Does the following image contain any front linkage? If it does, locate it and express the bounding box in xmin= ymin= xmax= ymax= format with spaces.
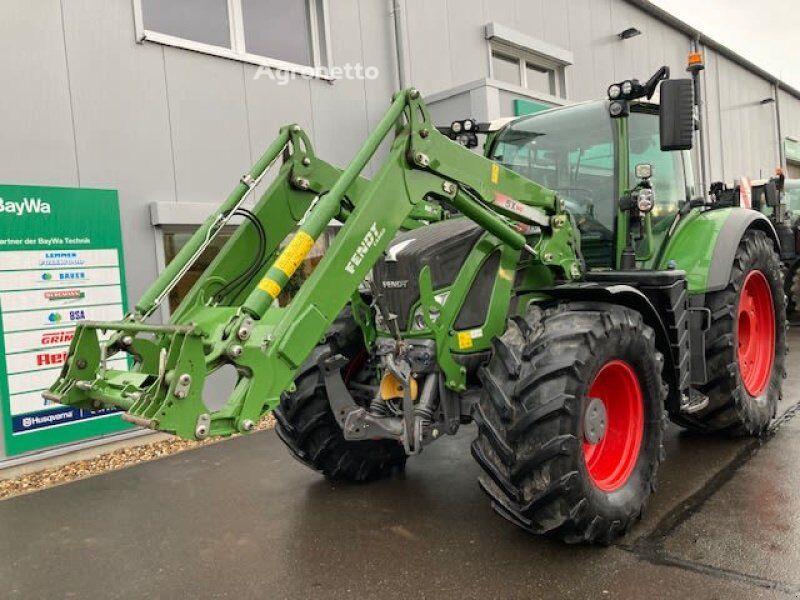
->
xmin=45 ymin=88 xmax=581 ymax=441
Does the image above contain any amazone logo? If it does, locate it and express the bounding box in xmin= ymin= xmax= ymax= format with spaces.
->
xmin=0 ymin=197 xmax=51 ymax=216
xmin=345 ymin=222 xmax=386 ymax=275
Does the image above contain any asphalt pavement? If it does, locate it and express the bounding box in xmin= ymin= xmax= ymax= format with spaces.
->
xmin=1 ymin=326 xmax=799 ymax=599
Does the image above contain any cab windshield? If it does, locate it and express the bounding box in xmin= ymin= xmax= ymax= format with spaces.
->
xmin=490 ymin=102 xmax=616 ymax=267
xmin=490 ymin=102 xmax=692 ymax=268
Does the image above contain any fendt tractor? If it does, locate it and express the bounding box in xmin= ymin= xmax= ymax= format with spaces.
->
xmin=709 ymin=171 xmax=800 ymax=314
xmin=747 ymin=174 xmax=800 ymax=313
xmin=45 ymin=55 xmax=787 ymax=544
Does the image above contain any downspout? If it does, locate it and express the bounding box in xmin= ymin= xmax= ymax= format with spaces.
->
xmin=774 ymin=83 xmax=786 ymax=169
xmin=391 ymin=0 xmax=408 ymax=90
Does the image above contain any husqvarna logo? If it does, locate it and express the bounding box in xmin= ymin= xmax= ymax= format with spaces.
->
xmin=345 ymin=222 xmax=386 ymax=275
xmin=0 ymin=197 xmax=51 ymax=216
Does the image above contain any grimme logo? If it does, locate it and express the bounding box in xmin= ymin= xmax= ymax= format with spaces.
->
xmin=0 ymin=197 xmax=51 ymax=216
xmin=36 ymin=350 xmax=68 ymax=367
xmin=41 ymin=330 xmax=74 ymax=345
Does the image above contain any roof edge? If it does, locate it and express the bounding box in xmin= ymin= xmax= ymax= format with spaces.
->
xmin=624 ymin=0 xmax=800 ymax=101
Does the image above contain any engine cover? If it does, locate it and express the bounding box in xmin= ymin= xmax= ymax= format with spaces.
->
xmin=373 ymin=219 xmax=484 ymax=331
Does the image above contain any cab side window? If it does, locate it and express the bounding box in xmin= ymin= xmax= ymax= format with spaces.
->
xmin=628 ymin=111 xmax=689 ymax=232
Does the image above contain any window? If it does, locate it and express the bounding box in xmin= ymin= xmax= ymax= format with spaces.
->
xmin=141 ymin=0 xmax=231 ymax=48
xmin=485 ymin=23 xmax=571 ymax=99
xmin=162 ymin=225 xmax=337 ymax=313
xmin=490 ymin=43 xmax=563 ymax=97
xmin=134 ymin=0 xmax=331 ymax=76
xmin=491 ymin=51 xmax=522 ymax=87
xmin=491 ymin=102 xmax=616 ymax=267
xmin=628 ymin=110 xmax=690 ymax=231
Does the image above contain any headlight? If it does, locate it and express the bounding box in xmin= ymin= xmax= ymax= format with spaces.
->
xmin=410 ymin=292 xmax=449 ymax=331
xmin=621 ymin=80 xmax=633 ymax=96
xmin=451 ymin=120 xmax=463 ymax=134
xmin=608 ymin=84 xmax=622 ymax=99
xmin=636 ymin=188 xmax=655 ymax=213
xmin=609 ymin=100 xmax=626 ymax=117
xmin=463 ymin=119 xmax=474 ymax=132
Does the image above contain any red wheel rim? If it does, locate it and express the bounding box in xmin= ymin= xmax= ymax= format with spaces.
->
xmin=737 ymin=270 xmax=775 ymax=397
xmin=582 ymin=360 xmax=644 ymax=492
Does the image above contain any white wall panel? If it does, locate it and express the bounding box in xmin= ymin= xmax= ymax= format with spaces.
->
xmin=0 ymin=1 xmax=78 ymax=186
xmin=162 ymin=48 xmax=252 ymax=204
xmin=61 ymin=0 xmax=174 ymax=305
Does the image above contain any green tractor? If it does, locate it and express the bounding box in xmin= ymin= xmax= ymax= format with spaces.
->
xmin=717 ymin=173 xmax=800 ymax=314
xmin=45 ymin=62 xmax=786 ymax=544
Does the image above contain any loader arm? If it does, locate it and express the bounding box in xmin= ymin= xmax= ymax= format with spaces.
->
xmin=44 ymin=89 xmax=581 ymax=441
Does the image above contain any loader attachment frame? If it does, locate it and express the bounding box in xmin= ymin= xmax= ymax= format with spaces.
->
xmin=45 ymin=89 xmax=580 ymax=440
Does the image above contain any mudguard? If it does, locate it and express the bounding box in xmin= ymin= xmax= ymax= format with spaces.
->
xmin=658 ymin=207 xmax=779 ymax=294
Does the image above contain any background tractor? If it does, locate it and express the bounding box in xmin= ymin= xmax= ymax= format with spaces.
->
xmin=46 ymin=56 xmax=786 ymax=544
xmin=711 ymin=172 xmax=800 ymax=313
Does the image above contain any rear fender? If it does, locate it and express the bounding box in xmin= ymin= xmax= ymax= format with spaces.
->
xmin=659 ymin=207 xmax=779 ymax=294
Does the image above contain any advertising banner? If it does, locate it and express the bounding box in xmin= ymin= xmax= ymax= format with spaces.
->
xmin=0 ymin=185 xmax=133 ymax=456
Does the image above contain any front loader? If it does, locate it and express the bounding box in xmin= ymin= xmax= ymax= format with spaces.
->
xmin=46 ymin=57 xmax=786 ymax=544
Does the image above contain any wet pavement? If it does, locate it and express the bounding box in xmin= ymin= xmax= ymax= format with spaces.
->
xmin=1 ymin=326 xmax=799 ymax=599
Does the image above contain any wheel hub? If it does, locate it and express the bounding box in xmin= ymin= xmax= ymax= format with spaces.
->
xmin=583 ymin=397 xmax=607 ymax=444
xmin=737 ymin=270 xmax=775 ymax=397
xmin=582 ymin=360 xmax=644 ymax=492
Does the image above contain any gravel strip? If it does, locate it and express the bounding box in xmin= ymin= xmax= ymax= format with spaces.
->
xmin=0 ymin=415 xmax=275 ymax=501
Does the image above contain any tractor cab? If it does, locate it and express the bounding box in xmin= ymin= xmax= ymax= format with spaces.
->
xmin=486 ymin=96 xmax=696 ymax=269
xmin=478 ymin=64 xmax=699 ymax=273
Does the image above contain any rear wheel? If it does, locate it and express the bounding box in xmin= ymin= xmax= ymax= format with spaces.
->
xmin=274 ymin=311 xmax=407 ymax=481
xmin=679 ymin=230 xmax=786 ymax=435
xmin=788 ymin=262 xmax=800 ymax=316
xmin=471 ymin=303 xmax=666 ymax=544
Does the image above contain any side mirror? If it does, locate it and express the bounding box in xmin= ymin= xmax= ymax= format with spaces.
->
xmin=659 ymin=79 xmax=694 ymax=151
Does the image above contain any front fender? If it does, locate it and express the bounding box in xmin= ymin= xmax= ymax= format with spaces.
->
xmin=658 ymin=207 xmax=779 ymax=294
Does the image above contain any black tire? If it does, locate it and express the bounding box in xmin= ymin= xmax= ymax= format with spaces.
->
xmin=677 ymin=230 xmax=786 ymax=436
xmin=274 ymin=311 xmax=407 ymax=481
xmin=471 ymin=302 xmax=667 ymax=544
xmin=788 ymin=262 xmax=800 ymax=316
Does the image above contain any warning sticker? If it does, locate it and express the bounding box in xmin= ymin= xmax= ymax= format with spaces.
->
xmin=457 ymin=331 xmax=474 ymax=350
xmin=490 ymin=163 xmax=500 ymax=184
xmin=274 ymin=231 xmax=315 ymax=279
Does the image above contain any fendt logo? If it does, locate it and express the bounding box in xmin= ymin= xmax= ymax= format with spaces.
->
xmin=36 ymin=351 xmax=68 ymax=367
xmin=345 ymin=222 xmax=386 ymax=275
xmin=0 ymin=197 xmax=51 ymax=216
xmin=41 ymin=330 xmax=74 ymax=346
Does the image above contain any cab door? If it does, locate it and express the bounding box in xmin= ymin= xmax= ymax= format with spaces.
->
xmin=628 ymin=106 xmax=695 ymax=267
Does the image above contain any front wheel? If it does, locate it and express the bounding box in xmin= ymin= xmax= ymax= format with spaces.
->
xmin=274 ymin=311 xmax=407 ymax=481
xmin=471 ymin=303 xmax=667 ymax=544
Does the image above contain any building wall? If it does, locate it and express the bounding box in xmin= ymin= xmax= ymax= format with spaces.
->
xmin=0 ymin=0 xmax=798 ymax=460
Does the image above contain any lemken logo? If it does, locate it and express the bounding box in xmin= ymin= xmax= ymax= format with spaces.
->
xmin=345 ymin=222 xmax=386 ymax=275
xmin=0 ymin=197 xmax=51 ymax=216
